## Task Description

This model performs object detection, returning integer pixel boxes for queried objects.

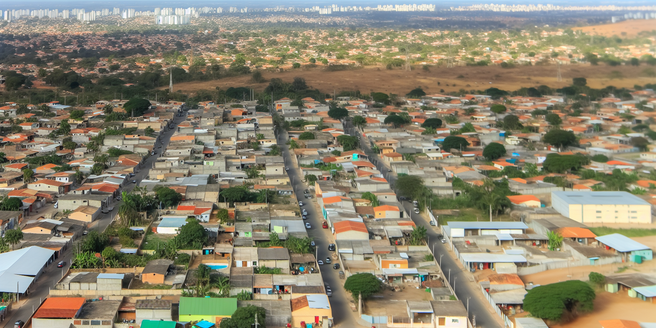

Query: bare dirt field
[520,258,656,286]
[574,20,656,38]
[169,65,653,95]
[551,292,656,328]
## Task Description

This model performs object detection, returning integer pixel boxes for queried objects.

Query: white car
[305,222,312,229]
[318,260,324,265]
[414,208,420,214]
[299,201,304,206]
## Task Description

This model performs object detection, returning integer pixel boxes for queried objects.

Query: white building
[552,191,652,224]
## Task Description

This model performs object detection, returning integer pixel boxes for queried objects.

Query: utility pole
[169,67,173,93]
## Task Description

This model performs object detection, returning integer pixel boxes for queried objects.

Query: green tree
[409,226,427,245]
[395,175,424,200]
[154,186,183,208]
[337,135,359,151]
[361,192,380,207]
[63,139,77,150]
[103,104,114,115]
[490,104,507,114]
[174,219,208,249]
[503,115,522,130]
[543,129,576,149]
[69,110,85,120]
[631,137,650,151]
[371,92,390,104]
[546,113,563,126]
[0,197,23,211]
[483,143,507,160]
[406,87,426,98]
[298,132,315,140]
[523,280,595,322]
[442,136,469,151]
[589,272,606,286]
[144,126,155,137]
[384,114,408,128]
[422,118,443,129]
[123,98,152,117]
[572,77,587,87]
[305,174,317,185]
[542,154,588,173]
[591,154,609,163]
[217,208,229,223]
[547,231,563,251]
[22,168,34,183]
[81,230,110,253]
[58,120,71,135]
[220,305,266,328]
[244,166,261,179]
[344,273,381,300]
[328,106,349,120]
[352,115,367,129]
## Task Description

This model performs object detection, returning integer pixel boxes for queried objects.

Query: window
[596,211,602,213]
[596,216,601,219]
[438,317,446,326]
[82,321,90,325]
[102,321,111,325]
[91,320,101,325]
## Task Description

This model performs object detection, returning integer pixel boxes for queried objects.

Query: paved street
[343,120,503,328]
[1,108,186,328]
[277,128,366,328]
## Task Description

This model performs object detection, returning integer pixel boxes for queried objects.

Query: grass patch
[138,284,172,289]
[141,231,175,250]
[589,227,656,238]
[437,208,515,226]
[615,266,629,273]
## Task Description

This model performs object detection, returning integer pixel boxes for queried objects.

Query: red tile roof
[334,220,368,234]
[34,297,86,319]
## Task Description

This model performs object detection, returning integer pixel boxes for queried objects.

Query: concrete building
[0,246,55,294]
[141,259,173,284]
[596,234,653,263]
[135,300,172,324]
[68,206,100,223]
[551,191,652,224]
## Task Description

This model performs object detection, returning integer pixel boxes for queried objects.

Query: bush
[589,272,605,286]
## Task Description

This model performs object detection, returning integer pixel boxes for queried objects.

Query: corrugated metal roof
[460,253,527,263]
[447,222,528,230]
[596,234,650,253]
[633,285,656,297]
[141,320,177,328]
[0,246,55,293]
[179,297,237,316]
[552,191,649,205]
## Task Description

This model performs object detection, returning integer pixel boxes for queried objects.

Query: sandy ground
[167,64,654,95]
[574,20,656,38]
[551,292,656,328]
[520,257,656,286]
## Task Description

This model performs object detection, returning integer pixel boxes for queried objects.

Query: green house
[179,297,238,324]
[141,321,177,328]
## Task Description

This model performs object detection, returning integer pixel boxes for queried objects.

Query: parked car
[285,167,289,171]
[326,290,332,297]
[333,263,340,270]
[339,270,345,279]
[83,230,88,235]
[322,221,329,229]
[57,261,65,268]
[440,238,446,244]
[430,221,437,226]
[414,208,420,214]
[299,201,304,206]
[305,222,312,229]
[15,320,24,328]
[302,215,307,220]
[310,241,315,247]
[318,260,324,265]
[328,243,336,251]
[325,257,332,264]
[131,180,137,183]
[53,201,58,209]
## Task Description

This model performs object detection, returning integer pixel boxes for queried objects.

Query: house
[56,194,110,211]
[135,300,172,324]
[28,179,66,194]
[141,259,173,284]
[506,195,541,208]
[552,191,652,224]
[385,300,467,328]
[515,318,548,328]
[374,205,401,219]
[290,294,333,328]
[257,248,291,274]
[333,220,369,241]
[178,297,238,324]
[32,297,87,328]
[599,320,642,328]
[68,206,100,223]
[596,234,653,263]
[555,227,597,245]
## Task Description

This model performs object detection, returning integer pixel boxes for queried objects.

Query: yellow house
[381,258,409,269]
[374,205,400,219]
[68,206,100,222]
[291,294,333,327]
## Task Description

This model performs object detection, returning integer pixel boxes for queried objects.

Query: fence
[517,257,621,276]
[361,314,387,324]
[480,285,514,328]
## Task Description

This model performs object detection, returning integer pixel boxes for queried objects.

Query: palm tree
[482,193,501,221]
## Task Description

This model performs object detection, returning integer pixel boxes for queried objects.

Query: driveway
[342,120,503,328]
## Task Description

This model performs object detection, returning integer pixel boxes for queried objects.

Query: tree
[591,154,609,163]
[503,115,522,130]
[304,174,318,185]
[630,58,640,66]
[4,228,23,250]
[244,166,261,179]
[352,115,367,129]
[298,132,315,140]
[422,118,443,129]
[220,305,266,328]
[490,104,507,114]
[292,62,301,69]
[58,120,71,135]
[547,231,563,251]
[63,139,77,150]
[217,208,229,223]
[384,115,408,128]
[103,104,114,115]
[572,77,587,87]
[441,136,469,152]
[546,113,563,126]
[409,226,427,245]
[123,98,152,117]
[483,143,506,160]
[144,126,155,137]
[220,186,249,205]
[69,110,85,120]
[22,168,34,183]
[81,230,110,253]
[175,219,208,249]
[406,87,426,98]
[154,186,183,208]
[543,130,576,149]
[344,273,381,300]
[631,137,649,151]
[328,106,349,120]
[0,197,22,211]
[542,154,588,173]
[336,135,359,151]
[523,280,595,322]
[395,175,424,200]
[371,92,389,104]
[291,77,308,91]
[361,192,380,207]
[589,272,606,286]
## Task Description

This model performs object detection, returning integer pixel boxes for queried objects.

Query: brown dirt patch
[168,65,653,95]
[551,292,656,328]
[573,20,656,38]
